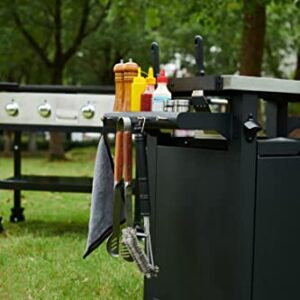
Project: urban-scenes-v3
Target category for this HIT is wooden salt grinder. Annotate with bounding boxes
[113,60,125,112]
[123,59,138,112]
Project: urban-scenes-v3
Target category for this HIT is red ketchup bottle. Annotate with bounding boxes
[141,67,156,111]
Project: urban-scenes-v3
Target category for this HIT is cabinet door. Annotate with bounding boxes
[254,156,300,300]
[145,144,254,300]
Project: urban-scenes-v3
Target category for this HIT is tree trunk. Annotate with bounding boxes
[49,66,66,160]
[28,132,37,154]
[240,0,266,76]
[49,132,65,160]
[3,131,13,156]
[52,65,63,84]
[240,0,266,128]
[12,1,112,159]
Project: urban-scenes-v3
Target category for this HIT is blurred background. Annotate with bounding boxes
[0,0,299,157]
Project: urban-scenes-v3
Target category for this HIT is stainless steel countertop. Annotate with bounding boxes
[222,75,300,94]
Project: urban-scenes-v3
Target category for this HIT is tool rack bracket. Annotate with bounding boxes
[104,112,233,140]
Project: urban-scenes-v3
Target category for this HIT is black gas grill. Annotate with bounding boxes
[0,84,114,228]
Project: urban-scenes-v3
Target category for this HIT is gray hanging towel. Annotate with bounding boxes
[83,134,123,258]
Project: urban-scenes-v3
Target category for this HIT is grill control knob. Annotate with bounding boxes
[38,102,51,118]
[81,103,95,119]
[5,101,19,116]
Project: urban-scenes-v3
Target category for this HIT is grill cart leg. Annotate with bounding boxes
[10,131,25,223]
[10,191,25,222]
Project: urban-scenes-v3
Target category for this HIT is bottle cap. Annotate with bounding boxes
[146,67,156,85]
[157,69,168,84]
[113,59,124,73]
[133,67,146,84]
[124,58,138,72]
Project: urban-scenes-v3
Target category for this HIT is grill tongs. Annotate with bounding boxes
[106,116,134,259]
[122,118,159,279]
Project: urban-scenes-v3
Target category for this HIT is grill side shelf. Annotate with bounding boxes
[0,175,93,193]
[168,75,300,100]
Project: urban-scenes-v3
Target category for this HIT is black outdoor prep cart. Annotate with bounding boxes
[104,75,300,300]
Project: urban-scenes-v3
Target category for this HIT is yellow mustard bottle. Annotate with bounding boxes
[131,67,146,111]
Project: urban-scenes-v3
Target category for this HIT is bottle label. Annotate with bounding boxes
[152,95,171,112]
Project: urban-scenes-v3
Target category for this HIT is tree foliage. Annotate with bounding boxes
[0,0,298,83]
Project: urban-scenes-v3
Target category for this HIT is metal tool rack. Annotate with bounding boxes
[0,84,114,231]
[104,75,300,300]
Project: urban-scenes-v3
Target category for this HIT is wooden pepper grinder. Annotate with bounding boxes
[123,59,138,112]
[113,59,125,112]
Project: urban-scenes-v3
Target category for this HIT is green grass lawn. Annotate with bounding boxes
[0,147,143,300]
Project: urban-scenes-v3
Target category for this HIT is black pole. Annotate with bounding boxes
[10,131,25,222]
